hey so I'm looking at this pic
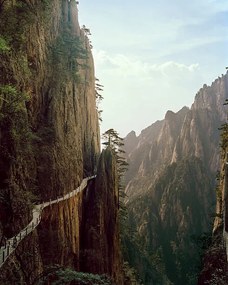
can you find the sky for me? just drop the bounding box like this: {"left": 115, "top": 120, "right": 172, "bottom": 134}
{"left": 78, "top": 0, "right": 228, "bottom": 137}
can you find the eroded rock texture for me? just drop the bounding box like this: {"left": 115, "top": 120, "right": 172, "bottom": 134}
{"left": 123, "top": 74, "right": 228, "bottom": 285}
{"left": 0, "top": 1, "right": 123, "bottom": 284}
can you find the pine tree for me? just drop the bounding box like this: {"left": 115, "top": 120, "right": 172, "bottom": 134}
{"left": 102, "top": 129, "right": 129, "bottom": 209}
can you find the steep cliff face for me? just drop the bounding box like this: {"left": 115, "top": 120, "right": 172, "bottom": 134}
{"left": 123, "top": 74, "right": 228, "bottom": 284}
{"left": 124, "top": 107, "right": 189, "bottom": 200}
{"left": 0, "top": 1, "right": 123, "bottom": 284}
{"left": 80, "top": 147, "right": 124, "bottom": 284}
{"left": 37, "top": 147, "right": 123, "bottom": 283}
{"left": 197, "top": 127, "right": 228, "bottom": 284}
{"left": 0, "top": 0, "right": 99, "bottom": 236}
{"left": 125, "top": 75, "right": 228, "bottom": 201}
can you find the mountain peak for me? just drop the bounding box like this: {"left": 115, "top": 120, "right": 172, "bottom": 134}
{"left": 165, "top": 107, "right": 189, "bottom": 121}
{"left": 165, "top": 110, "right": 175, "bottom": 120}
{"left": 126, "top": 130, "right": 137, "bottom": 139}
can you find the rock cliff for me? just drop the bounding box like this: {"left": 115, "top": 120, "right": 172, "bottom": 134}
{"left": 0, "top": 1, "right": 123, "bottom": 284}
{"left": 80, "top": 147, "right": 124, "bottom": 284}
{"left": 123, "top": 73, "right": 228, "bottom": 285}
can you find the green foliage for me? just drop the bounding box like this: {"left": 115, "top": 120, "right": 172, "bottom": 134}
{"left": 215, "top": 185, "right": 222, "bottom": 200}
{"left": 0, "top": 35, "right": 10, "bottom": 53}
{"left": 102, "top": 129, "right": 124, "bottom": 152}
{"left": 40, "top": 0, "right": 51, "bottom": 7}
{"left": 219, "top": 123, "right": 228, "bottom": 150}
{"left": 36, "top": 266, "right": 113, "bottom": 285}
{"left": 0, "top": 2, "right": 36, "bottom": 52}
{"left": 0, "top": 85, "right": 29, "bottom": 114}
{"left": 50, "top": 30, "right": 88, "bottom": 84}
{"left": 123, "top": 156, "right": 215, "bottom": 285}
{"left": 0, "top": 181, "right": 35, "bottom": 219}
{"left": 95, "top": 78, "right": 104, "bottom": 122}
{"left": 95, "top": 78, "right": 104, "bottom": 103}
{"left": 122, "top": 261, "right": 143, "bottom": 285}
{"left": 102, "top": 128, "right": 129, "bottom": 193}
{"left": 0, "top": 84, "right": 31, "bottom": 154}
{"left": 191, "top": 232, "right": 212, "bottom": 257}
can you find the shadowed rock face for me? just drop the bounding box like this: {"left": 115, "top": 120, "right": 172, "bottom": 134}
{"left": 0, "top": 1, "right": 123, "bottom": 284}
{"left": 79, "top": 147, "right": 124, "bottom": 284}
{"left": 123, "top": 74, "right": 228, "bottom": 285}
{"left": 0, "top": 0, "right": 99, "bottom": 236}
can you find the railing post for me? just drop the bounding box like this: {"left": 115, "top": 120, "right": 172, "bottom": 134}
{"left": 26, "top": 227, "right": 28, "bottom": 235}
{"left": 2, "top": 250, "right": 4, "bottom": 263}
{"left": 7, "top": 246, "right": 9, "bottom": 256}
{"left": 19, "top": 232, "right": 22, "bottom": 241}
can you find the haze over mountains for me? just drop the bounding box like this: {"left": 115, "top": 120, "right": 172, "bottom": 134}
{"left": 123, "top": 73, "right": 228, "bottom": 284}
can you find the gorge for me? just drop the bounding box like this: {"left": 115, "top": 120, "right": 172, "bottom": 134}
{"left": 0, "top": 1, "right": 228, "bottom": 285}
{"left": 123, "top": 74, "right": 228, "bottom": 284}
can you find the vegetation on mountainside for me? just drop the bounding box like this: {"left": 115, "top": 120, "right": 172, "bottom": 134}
{"left": 0, "top": 36, "right": 10, "bottom": 52}
{"left": 102, "top": 128, "right": 129, "bottom": 222}
{"left": 0, "top": 0, "right": 92, "bottom": 241}
{"left": 102, "top": 129, "right": 144, "bottom": 284}
{"left": 0, "top": 1, "right": 118, "bottom": 284}
{"left": 124, "top": 157, "right": 215, "bottom": 285}
{"left": 0, "top": 84, "right": 36, "bottom": 239}
{"left": 102, "top": 128, "right": 129, "bottom": 197}
{"left": 95, "top": 78, "right": 104, "bottom": 122}
{"left": 50, "top": 30, "right": 88, "bottom": 84}
{"left": 218, "top": 122, "right": 228, "bottom": 150}
{"left": 197, "top": 116, "right": 228, "bottom": 284}
{"left": 0, "top": 85, "right": 30, "bottom": 146}
{"left": 36, "top": 266, "right": 113, "bottom": 285}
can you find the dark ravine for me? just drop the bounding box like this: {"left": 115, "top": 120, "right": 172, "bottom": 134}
{"left": 123, "top": 73, "right": 228, "bottom": 285}
{"left": 0, "top": 1, "right": 124, "bottom": 284}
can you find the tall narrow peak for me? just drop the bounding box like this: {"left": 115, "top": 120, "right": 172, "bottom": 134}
{"left": 80, "top": 147, "right": 124, "bottom": 284}
{"left": 0, "top": 1, "right": 123, "bottom": 284}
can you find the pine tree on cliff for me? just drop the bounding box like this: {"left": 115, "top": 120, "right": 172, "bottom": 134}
{"left": 95, "top": 78, "right": 104, "bottom": 122}
{"left": 102, "top": 128, "right": 124, "bottom": 152}
{"left": 102, "top": 129, "right": 129, "bottom": 210}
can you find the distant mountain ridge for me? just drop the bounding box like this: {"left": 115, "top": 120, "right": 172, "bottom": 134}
{"left": 124, "top": 74, "right": 228, "bottom": 200}
{"left": 123, "top": 73, "right": 228, "bottom": 285}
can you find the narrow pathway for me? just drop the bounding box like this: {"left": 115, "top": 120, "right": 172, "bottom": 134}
{"left": 0, "top": 176, "right": 95, "bottom": 268}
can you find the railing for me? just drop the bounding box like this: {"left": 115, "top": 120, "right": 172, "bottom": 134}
{"left": 0, "top": 175, "right": 96, "bottom": 268}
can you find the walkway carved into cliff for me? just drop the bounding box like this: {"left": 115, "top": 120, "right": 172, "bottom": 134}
{"left": 0, "top": 176, "right": 95, "bottom": 268}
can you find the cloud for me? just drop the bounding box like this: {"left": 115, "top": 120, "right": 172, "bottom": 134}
{"left": 154, "top": 61, "right": 199, "bottom": 74}
{"left": 80, "top": 1, "right": 227, "bottom": 136}
{"left": 93, "top": 50, "right": 199, "bottom": 79}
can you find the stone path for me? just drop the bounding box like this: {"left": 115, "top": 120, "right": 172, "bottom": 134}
{"left": 0, "top": 176, "right": 95, "bottom": 268}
